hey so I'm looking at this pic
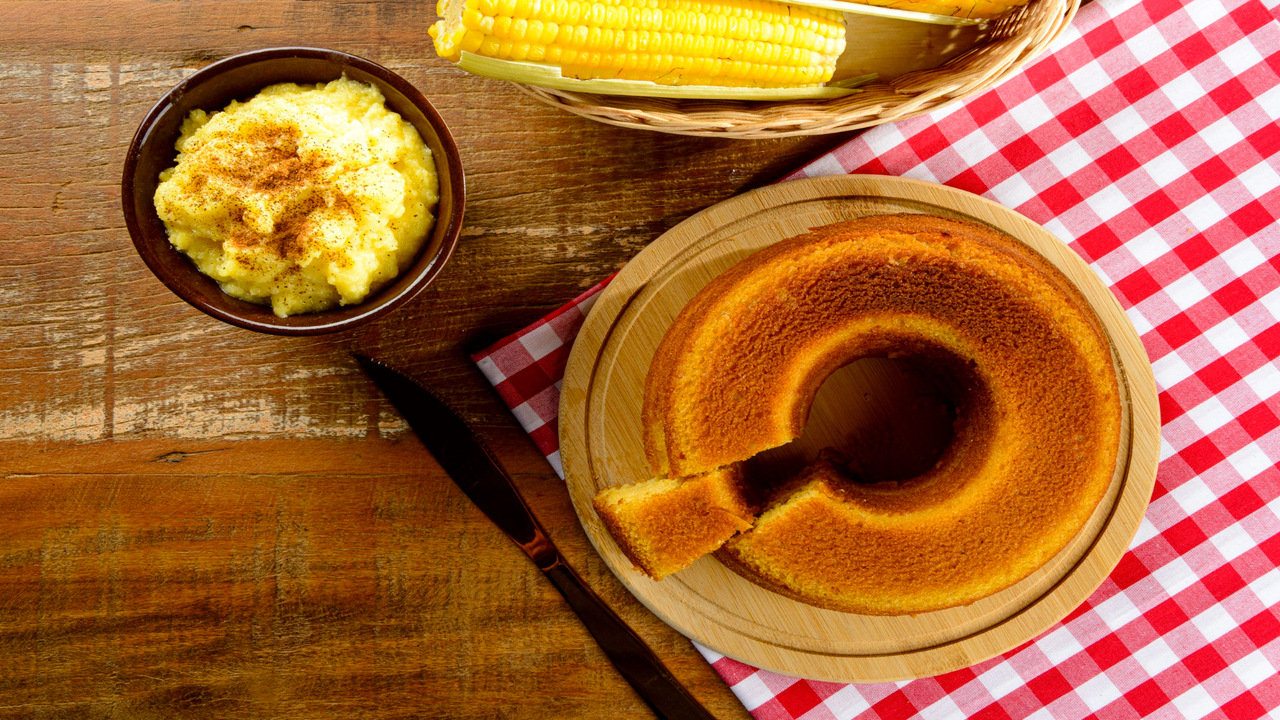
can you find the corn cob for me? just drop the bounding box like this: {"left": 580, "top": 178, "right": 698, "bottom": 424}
{"left": 429, "top": 0, "right": 848, "bottom": 91}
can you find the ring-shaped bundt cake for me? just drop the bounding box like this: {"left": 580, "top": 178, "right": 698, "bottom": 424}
{"left": 594, "top": 214, "right": 1121, "bottom": 615}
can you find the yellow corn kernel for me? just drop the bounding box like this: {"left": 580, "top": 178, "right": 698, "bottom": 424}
{"left": 479, "top": 35, "right": 502, "bottom": 56}
{"left": 460, "top": 29, "right": 486, "bottom": 53}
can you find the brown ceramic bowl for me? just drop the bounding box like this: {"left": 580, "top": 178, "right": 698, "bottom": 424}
{"left": 121, "top": 47, "right": 465, "bottom": 335}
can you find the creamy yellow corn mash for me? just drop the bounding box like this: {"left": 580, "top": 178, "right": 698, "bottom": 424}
{"left": 154, "top": 76, "right": 438, "bottom": 317}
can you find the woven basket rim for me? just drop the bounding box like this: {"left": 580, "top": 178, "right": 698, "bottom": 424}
{"left": 514, "top": 0, "right": 1079, "bottom": 138}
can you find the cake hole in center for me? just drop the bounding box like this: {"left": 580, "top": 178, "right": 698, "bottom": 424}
{"left": 751, "top": 357, "right": 957, "bottom": 486}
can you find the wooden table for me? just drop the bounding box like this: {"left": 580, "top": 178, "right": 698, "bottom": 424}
{"left": 0, "top": 2, "right": 857, "bottom": 716}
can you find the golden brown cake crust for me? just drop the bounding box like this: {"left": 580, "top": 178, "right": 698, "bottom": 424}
{"left": 638, "top": 213, "right": 1121, "bottom": 614}
{"left": 592, "top": 464, "right": 752, "bottom": 580}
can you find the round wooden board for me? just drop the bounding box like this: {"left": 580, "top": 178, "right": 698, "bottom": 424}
{"left": 560, "top": 176, "right": 1160, "bottom": 683}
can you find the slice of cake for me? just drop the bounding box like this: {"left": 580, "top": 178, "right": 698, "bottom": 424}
{"left": 593, "top": 463, "right": 752, "bottom": 580}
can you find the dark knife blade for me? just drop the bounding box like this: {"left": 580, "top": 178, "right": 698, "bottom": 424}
{"left": 354, "top": 354, "right": 717, "bottom": 720}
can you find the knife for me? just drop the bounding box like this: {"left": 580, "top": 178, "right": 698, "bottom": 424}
{"left": 354, "top": 354, "right": 718, "bottom": 720}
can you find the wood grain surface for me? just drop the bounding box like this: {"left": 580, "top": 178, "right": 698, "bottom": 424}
{"left": 0, "top": 1, "right": 867, "bottom": 716}
{"left": 560, "top": 176, "right": 1161, "bottom": 683}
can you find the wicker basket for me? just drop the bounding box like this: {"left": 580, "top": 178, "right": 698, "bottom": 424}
{"left": 515, "top": 0, "right": 1078, "bottom": 138}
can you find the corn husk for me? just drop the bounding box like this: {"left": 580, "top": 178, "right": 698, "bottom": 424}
{"left": 457, "top": 52, "right": 876, "bottom": 100}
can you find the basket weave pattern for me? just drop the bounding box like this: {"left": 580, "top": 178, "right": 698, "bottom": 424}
{"left": 515, "top": 0, "right": 1078, "bottom": 138}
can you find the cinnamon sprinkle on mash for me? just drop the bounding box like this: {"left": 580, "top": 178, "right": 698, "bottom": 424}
{"left": 154, "top": 76, "right": 438, "bottom": 317}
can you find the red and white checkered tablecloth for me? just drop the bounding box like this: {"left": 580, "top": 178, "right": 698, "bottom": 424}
{"left": 472, "top": 0, "right": 1280, "bottom": 716}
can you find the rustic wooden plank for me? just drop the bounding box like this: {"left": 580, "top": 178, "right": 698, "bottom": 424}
{"left": 0, "top": 430, "right": 751, "bottom": 718}
{"left": 0, "top": 0, "right": 853, "bottom": 714}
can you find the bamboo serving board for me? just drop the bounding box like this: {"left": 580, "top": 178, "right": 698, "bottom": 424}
{"left": 560, "top": 176, "right": 1160, "bottom": 683}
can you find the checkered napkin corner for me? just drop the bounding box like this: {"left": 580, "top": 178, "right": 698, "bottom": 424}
{"left": 472, "top": 277, "right": 612, "bottom": 479}
{"left": 473, "top": 0, "right": 1280, "bottom": 716}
